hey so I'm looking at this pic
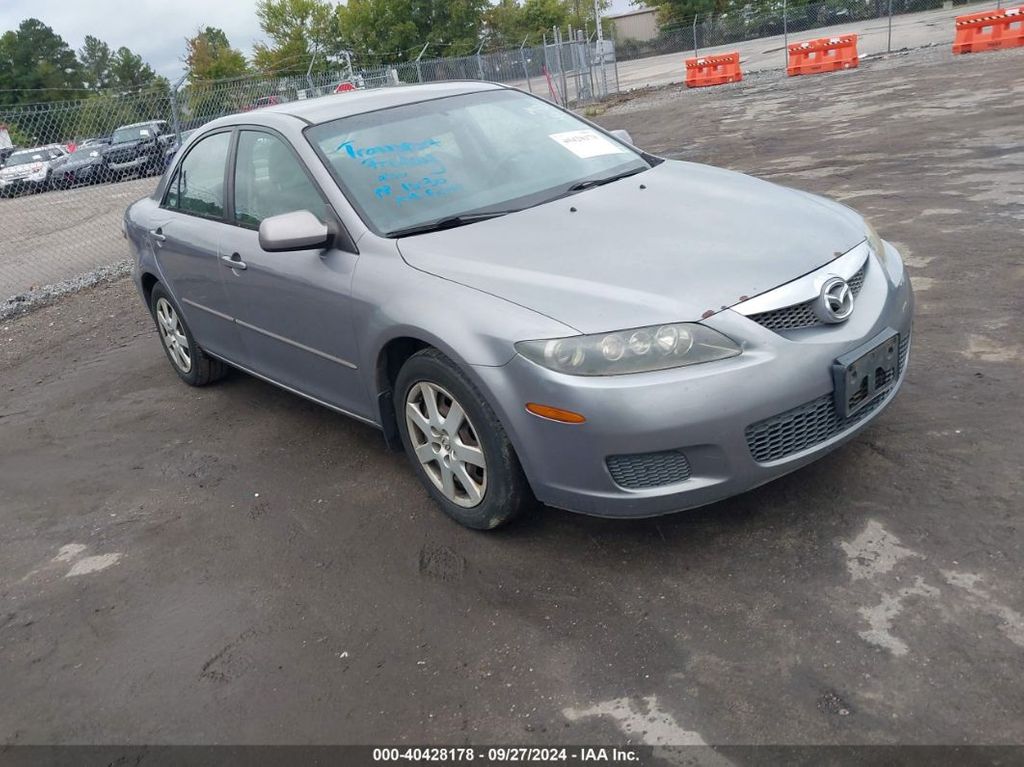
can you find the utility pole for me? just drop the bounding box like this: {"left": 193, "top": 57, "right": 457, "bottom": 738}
{"left": 887, "top": 0, "right": 894, "bottom": 51}
{"left": 415, "top": 42, "right": 429, "bottom": 83}
{"left": 169, "top": 73, "right": 188, "bottom": 138}
{"left": 520, "top": 36, "right": 533, "bottom": 93}
{"left": 783, "top": 0, "right": 788, "bottom": 68}
{"left": 342, "top": 50, "right": 354, "bottom": 85}
{"left": 594, "top": 0, "right": 608, "bottom": 98}
{"left": 305, "top": 45, "right": 318, "bottom": 90}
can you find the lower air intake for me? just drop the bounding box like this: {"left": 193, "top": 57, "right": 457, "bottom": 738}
{"left": 606, "top": 450, "right": 692, "bottom": 489}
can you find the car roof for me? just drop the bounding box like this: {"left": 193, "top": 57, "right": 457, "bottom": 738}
{"left": 213, "top": 81, "right": 505, "bottom": 129}
{"left": 116, "top": 120, "right": 165, "bottom": 129}
{"left": 14, "top": 144, "right": 63, "bottom": 153}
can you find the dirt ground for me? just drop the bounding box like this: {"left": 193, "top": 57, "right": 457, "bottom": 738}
{"left": 1, "top": 46, "right": 1022, "bottom": 749}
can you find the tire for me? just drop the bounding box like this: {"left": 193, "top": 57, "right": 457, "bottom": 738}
{"left": 149, "top": 283, "right": 228, "bottom": 387}
{"left": 394, "top": 348, "right": 533, "bottom": 530}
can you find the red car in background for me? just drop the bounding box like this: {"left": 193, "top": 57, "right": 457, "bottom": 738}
{"left": 241, "top": 95, "right": 282, "bottom": 112}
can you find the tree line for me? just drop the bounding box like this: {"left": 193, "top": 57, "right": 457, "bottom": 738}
{"left": 1, "top": 0, "right": 612, "bottom": 108}
{"left": 187, "top": 0, "right": 610, "bottom": 82}
{"left": 1, "top": 0, "right": 613, "bottom": 143}
{"left": 0, "top": 19, "right": 166, "bottom": 107}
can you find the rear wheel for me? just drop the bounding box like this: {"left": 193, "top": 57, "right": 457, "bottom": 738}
{"left": 149, "top": 283, "right": 227, "bottom": 386}
{"left": 394, "top": 349, "right": 532, "bottom": 530}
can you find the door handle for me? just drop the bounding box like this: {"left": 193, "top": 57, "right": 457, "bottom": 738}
{"left": 221, "top": 253, "right": 247, "bottom": 270}
{"left": 149, "top": 228, "right": 166, "bottom": 245}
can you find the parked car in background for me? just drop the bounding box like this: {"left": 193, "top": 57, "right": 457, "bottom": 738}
{"left": 0, "top": 145, "right": 68, "bottom": 195}
{"left": 50, "top": 143, "right": 108, "bottom": 188}
{"left": 163, "top": 129, "right": 198, "bottom": 170}
{"left": 0, "top": 146, "right": 16, "bottom": 168}
{"left": 102, "top": 121, "right": 174, "bottom": 178}
{"left": 241, "top": 96, "right": 282, "bottom": 112}
{"left": 125, "top": 83, "right": 913, "bottom": 530}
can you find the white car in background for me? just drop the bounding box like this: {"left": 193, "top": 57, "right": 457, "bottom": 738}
{"left": 0, "top": 145, "right": 68, "bottom": 195}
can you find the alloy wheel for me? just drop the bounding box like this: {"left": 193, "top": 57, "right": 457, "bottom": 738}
{"left": 155, "top": 297, "right": 192, "bottom": 373}
{"left": 405, "top": 381, "right": 487, "bottom": 508}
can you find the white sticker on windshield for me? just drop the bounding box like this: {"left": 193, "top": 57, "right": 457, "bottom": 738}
{"left": 549, "top": 129, "right": 626, "bottom": 159}
{"left": 139, "top": 129, "right": 150, "bottom": 136}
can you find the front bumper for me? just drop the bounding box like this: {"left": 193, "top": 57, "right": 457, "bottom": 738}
{"left": 108, "top": 155, "right": 153, "bottom": 173}
{"left": 0, "top": 175, "right": 46, "bottom": 191}
{"left": 58, "top": 165, "right": 99, "bottom": 184}
{"left": 473, "top": 249, "right": 914, "bottom": 518}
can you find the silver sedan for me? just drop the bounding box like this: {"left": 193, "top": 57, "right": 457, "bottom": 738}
{"left": 124, "top": 82, "right": 913, "bottom": 529}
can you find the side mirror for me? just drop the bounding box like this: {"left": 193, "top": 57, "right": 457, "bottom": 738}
{"left": 258, "top": 210, "right": 331, "bottom": 252}
{"left": 610, "top": 129, "right": 634, "bottom": 146}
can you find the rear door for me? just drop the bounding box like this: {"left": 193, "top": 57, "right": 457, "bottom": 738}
{"left": 150, "top": 129, "right": 242, "bottom": 360}
{"left": 216, "top": 128, "right": 368, "bottom": 420}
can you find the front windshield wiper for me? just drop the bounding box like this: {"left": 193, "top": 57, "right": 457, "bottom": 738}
{"left": 386, "top": 210, "right": 515, "bottom": 238}
{"left": 565, "top": 166, "right": 648, "bottom": 193}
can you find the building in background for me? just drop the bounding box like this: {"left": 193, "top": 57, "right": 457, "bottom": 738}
{"left": 605, "top": 6, "right": 660, "bottom": 42}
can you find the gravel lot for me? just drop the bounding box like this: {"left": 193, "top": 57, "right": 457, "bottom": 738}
{"left": 0, "top": 176, "right": 155, "bottom": 300}
{"left": 1, "top": 46, "right": 1022, "bottom": 749}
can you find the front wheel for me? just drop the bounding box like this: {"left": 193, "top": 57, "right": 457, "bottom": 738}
{"left": 394, "top": 349, "right": 533, "bottom": 530}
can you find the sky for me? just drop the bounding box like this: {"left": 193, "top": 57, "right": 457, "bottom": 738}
{"left": 1, "top": 0, "right": 638, "bottom": 81}
{"left": 1, "top": 0, "right": 269, "bottom": 80}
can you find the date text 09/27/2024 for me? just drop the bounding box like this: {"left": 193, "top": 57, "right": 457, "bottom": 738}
{"left": 372, "top": 746, "right": 643, "bottom": 763}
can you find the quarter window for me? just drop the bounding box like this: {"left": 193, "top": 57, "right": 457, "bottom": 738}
{"left": 164, "top": 131, "right": 230, "bottom": 219}
{"left": 233, "top": 131, "right": 327, "bottom": 229}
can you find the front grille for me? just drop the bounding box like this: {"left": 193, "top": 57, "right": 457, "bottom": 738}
{"left": 847, "top": 265, "right": 866, "bottom": 295}
{"left": 607, "top": 450, "right": 691, "bottom": 489}
{"left": 745, "top": 332, "right": 909, "bottom": 464}
{"left": 745, "top": 390, "right": 888, "bottom": 464}
{"left": 750, "top": 261, "right": 868, "bottom": 332}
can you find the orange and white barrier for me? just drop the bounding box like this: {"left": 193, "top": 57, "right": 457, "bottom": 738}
{"left": 787, "top": 35, "right": 859, "bottom": 77}
{"left": 684, "top": 53, "right": 742, "bottom": 88}
{"left": 953, "top": 6, "right": 1024, "bottom": 54}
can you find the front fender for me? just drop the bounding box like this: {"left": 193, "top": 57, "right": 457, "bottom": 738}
{"left": 351, "top": 241, "right": 576, "bottom": 430}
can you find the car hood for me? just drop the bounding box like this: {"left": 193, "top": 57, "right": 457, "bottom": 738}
{"left": 103, "top": 139, "right": 152, "bottom": 156}
{"left": 56, "top": 155, "right": 100, "bottom": 170}
{"left": 396, "top": 160, "right": 867, "bottom": 334}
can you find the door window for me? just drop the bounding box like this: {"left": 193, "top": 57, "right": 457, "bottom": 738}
{"left": 163, "top": 131, "right": 230, "bottom": 220}
{"left": 233, "top": 131, "right": 327, "bottom": 229}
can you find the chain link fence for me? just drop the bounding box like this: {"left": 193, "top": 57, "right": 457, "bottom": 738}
{"left": 612, "top": 0, "right": 996, "bottom": 71}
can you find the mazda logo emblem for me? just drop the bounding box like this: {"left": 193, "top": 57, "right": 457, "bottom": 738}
{"left": 817, "top": 277, "right": 854, "bottom": 323}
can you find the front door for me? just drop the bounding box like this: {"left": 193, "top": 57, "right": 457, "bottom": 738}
{"left": 152, "top": 130, "right": 241, "bottom": 360}
{"left": 217, "top": 129, "right": 368, "bottom": 421}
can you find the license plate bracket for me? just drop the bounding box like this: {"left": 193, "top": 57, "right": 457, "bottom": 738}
{"left": 831, "top": 329, "right": 899, "bottom": 419}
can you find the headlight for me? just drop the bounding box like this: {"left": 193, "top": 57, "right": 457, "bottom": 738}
{"left": 516, "top": 323, "right": 741, "bottom": 376}
{"left": 864, "top": 220, "right": 904, "bottom": 285}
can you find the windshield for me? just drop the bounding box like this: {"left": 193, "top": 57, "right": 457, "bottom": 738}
{"left": 6, "top": 150, "right": 51, "bottom": 166}
{"left": 306, "top": 89, "right": 648, "bottom": 236}
{"left": 112, "top": 125, "right": 156, "bottom": 143}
